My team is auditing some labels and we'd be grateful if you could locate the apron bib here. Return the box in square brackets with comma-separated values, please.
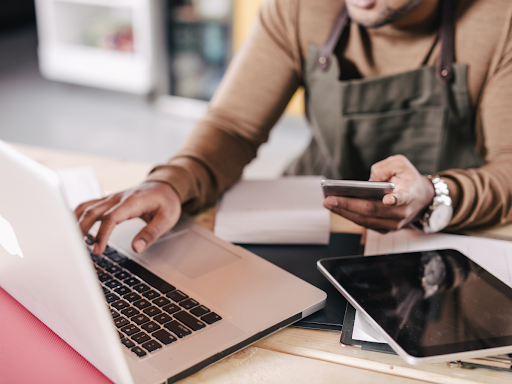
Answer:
[285, 0, 481, 180]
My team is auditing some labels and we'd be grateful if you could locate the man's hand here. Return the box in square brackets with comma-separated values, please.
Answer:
[75, 181, 181, 255]
[323, 155, 435, 233]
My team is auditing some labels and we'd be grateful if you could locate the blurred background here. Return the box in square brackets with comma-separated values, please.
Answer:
[0, 0, 310, 179]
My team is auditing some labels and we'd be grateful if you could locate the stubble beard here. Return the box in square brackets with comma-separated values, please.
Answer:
[348, 0, 425, 28]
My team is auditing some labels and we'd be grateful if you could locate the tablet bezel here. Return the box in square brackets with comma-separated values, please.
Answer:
[317, 251, 512, 365]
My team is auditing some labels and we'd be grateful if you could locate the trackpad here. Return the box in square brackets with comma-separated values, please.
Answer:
[144, 230, 240, 279]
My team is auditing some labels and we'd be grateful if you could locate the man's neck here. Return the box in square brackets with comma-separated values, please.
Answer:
[392, 0, 440, 28]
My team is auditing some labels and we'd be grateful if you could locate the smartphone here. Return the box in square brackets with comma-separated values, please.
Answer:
[321, 179, 395, 200]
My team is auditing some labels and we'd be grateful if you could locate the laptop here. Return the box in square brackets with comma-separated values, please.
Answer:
[0, 141, 326, 384]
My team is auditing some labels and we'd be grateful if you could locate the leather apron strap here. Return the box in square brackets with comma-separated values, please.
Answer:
[317, 0, 455, 85]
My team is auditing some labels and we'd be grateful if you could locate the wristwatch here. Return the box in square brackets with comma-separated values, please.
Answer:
[414, 176, 453, 234]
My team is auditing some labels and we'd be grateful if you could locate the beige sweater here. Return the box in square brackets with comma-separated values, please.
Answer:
[147, 0, 512, 230]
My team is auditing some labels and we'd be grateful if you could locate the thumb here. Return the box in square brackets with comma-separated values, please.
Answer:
[132, 212, 175, 253]
[384, 190, 413, 206]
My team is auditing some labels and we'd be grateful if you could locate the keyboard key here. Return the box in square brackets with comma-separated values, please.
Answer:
[106, 266, 122, 274]
[121, 324, 140, 336]
[111, 300, 130, 311]
[174, 311, 205, 331]
[167, 290, 188, 302]
[154, 313, 173, 324]
[85, 234, 95, 245]
[132, 314, 150, 325]
[105, 293, 119, 303]
[164, 321, 191, 338]
[133, 283, 150, 293]
[121, 307, 139, 318]
[121, 338, 135, 348]
[102, 286, 109, 294]
[124, 277, 140, 287]
[105, 279, 122, 289]
[98, 259, 113, 269]
[131, 332, 151, 344]
[152, 297, 171, 307]
[179, 298, 199, 310]
[106, 252, 127, 263]
[91, 255, 102, 263]
[162, 303, 180, 315]
[114, 316, 130, 328]
[119, 259, 175, 294]
[124, 292, 141, 302]
[142, 290, 160, 300]
[118, 331, 124, 339]
[141, 321, 160, 333]
[131, 346, 146, 357]
[97, 272, 112, 283]
[103, 246, 117, 256]
[114, 272, 131, 280]
[133, 299, 151, 310]
[190, 305, 210, 317]
[201, 312, 222, 325]
[143, 306, 161, 317]
[142, 340, 162, 353]
[110, 309, 120, 318]
[153, 329, 177, 345]
[115, 286, 131, 296]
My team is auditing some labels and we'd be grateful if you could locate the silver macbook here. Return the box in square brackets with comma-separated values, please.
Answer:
[0, 141, 326, 384]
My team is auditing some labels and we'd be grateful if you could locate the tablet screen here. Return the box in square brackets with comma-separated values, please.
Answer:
[320, 250, 512, 357]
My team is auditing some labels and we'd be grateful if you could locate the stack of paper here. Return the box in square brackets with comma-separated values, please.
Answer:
[214, 176, 330, 244]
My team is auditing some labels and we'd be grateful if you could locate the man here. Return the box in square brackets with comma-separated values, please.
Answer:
[77, 0, 512, 255]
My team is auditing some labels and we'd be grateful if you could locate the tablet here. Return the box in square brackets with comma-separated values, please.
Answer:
[318, 250, 512, 364]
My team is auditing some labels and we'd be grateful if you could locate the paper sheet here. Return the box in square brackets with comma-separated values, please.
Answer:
[214, 177, 330, 244]
[352, 229, 512, 343]
[55, 167, 103, 210]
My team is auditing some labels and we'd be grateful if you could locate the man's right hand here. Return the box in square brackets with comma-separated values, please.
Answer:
[75, 181, 182, 256]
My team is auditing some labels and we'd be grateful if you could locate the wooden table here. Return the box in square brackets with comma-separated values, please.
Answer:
[12, 142, 512, 384]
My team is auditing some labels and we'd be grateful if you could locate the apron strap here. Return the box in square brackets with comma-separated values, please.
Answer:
[317, 6, 349, 71]
[318, 1, 456, 85]
[437, 0, 455, 84]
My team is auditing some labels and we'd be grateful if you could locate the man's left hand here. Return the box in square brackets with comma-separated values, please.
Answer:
[323, 155, 435, 233]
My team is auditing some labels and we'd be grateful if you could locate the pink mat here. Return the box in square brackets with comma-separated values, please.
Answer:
[0, 287, 113, 384]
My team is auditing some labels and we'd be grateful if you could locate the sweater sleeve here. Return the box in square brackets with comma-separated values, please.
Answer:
[439, 11, 512, 230]
[147, 0, 302, 213]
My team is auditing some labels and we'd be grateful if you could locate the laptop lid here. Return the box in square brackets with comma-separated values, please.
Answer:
[0, 141, 133, 384]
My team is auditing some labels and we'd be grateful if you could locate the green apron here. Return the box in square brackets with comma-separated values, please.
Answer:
[285, 0, 481, 180]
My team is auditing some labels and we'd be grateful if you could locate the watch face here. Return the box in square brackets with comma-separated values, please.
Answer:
[429, 203, 453, 232]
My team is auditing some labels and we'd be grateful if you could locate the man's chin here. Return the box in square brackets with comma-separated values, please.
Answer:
[346, 0, 425, 29]
[346, 0, 378, 9]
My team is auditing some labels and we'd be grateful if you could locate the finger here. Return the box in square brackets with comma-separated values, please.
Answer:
[330, 206, 405, 232]
[324, 196, 406, 220]
[75, 198, 105, 220]
[78, 195, 121, 237]
[132, 209, 179, 253]
[93, 196, 147, 254]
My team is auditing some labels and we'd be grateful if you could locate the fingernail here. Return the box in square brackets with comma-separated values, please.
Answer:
[133, 239, 147, 253]
[324, 196, 338, 208]
[384, 195, 397, 205]
[93, 243, 100, 255]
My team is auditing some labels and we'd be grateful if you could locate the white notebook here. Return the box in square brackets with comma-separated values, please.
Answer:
[214, 177, 330, 244]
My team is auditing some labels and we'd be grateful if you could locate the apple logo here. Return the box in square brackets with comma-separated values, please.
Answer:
[0, 214, 24, 258]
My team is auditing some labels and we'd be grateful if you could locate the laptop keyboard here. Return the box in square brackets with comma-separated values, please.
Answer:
[85, 235, 222, 358]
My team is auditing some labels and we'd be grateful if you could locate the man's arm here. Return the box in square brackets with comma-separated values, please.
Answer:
[438, 27, 512, 230]
[147, 0, 303, 213]
[76, 0, 303, 253]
